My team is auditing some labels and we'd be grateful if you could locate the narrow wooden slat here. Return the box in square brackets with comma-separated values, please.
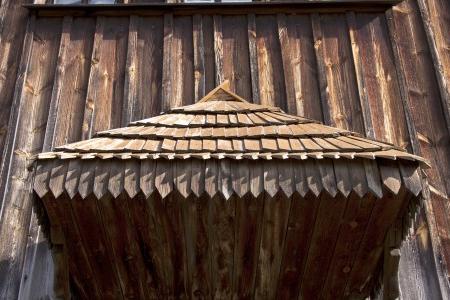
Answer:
[162, 13, 173, 111]
[65, 159, 82, 199]
[263, 160, 279, 198]
[349, 159, 369, 198]
[122, 15, 138, 126]
[175, 160, 191, 198]
[213, 15, 224, 85]
[155, 159, 173, 199]
[278, 160, 294, 198]
[204, 159, 218, 198]
[108, 161, 125, 198]
[140, 160, 156, 198]
[379, 160, 402, 195]
[247, 13, 260, 104]
[34, 162, 53, 199]
[219, 159, 233, 200]
[317, 159, 338, 197]
[193, 14, 206, 101]
[94, 159, 111, 200]
[124, 160, 140, 198]
[191, 159, 205, 197]
[333, 159, 352, 197]
[78, 160, 96, 199]
[399, 161, 422, 196]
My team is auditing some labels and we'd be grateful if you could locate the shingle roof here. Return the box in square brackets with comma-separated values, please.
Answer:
[35, 81, 428, 167]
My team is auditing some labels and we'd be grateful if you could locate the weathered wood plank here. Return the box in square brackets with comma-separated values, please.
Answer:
[247, 13, 260, 104]
[0, 18, 61, 300]
[284, 14, 322, 120]
[82, 17, 129, 139]
[193, 14, 205, 102]
[131, 16, 164, 119]
[0, 0, 30, 164]
[162, 15, 194, 110]
[353, 13, 410, 148]
[45, 17, 96, 149]
[416, 0, 450, 135]
[255, 15, 287, 110]
[213, 14, 224, 85]
[389, 0, 450, 278]
[221, 15, 252, 100]
[311, 13, 364, 134]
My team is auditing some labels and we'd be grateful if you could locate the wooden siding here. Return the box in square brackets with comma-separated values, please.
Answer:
[0, 0, 449, 298]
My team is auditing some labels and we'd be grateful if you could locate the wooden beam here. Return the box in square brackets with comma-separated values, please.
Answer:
[24, 1, 402, 17]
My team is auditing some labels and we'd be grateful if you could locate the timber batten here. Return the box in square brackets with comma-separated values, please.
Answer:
[33, 83, 426, 298]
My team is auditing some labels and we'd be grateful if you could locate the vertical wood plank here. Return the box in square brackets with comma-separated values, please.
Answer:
[0, 18, 61, 300]
[82, 17, 129, 139]
[346, 12, 374, 139]
[221, 15, 252, 100]
[130, 16, 164, 119]
[162, 15, 194, 110]
[193, 14, 206, 101]
[45, 17, 96, 148]
[285, 14, 323, 121]
[213, 15, 224, 85]
[247, 13, 260, 104]
[311, 14, 365, 133]
[352, 13, 410, 148]
[416, 0, 450, 135]
[311, 13, 332, 125]
[255, 15, 287, 110]
[0, 0, 30, 164]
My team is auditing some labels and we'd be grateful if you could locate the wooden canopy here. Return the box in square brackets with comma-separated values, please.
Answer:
[33, 82, 426, 299]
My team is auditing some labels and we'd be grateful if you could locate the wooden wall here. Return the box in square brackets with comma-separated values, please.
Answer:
[0, 0, 449, 298]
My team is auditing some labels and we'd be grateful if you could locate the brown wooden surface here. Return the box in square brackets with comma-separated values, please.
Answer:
[0, 1, 449, 298]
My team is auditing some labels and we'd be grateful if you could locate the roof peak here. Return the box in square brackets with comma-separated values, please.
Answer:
[198, 80, 248, 103]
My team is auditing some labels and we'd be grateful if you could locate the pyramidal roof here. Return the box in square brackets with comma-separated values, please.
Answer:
[36, 81, 427, 166]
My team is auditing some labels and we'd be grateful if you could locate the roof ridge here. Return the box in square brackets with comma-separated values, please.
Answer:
[198, 80, 248, 103]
